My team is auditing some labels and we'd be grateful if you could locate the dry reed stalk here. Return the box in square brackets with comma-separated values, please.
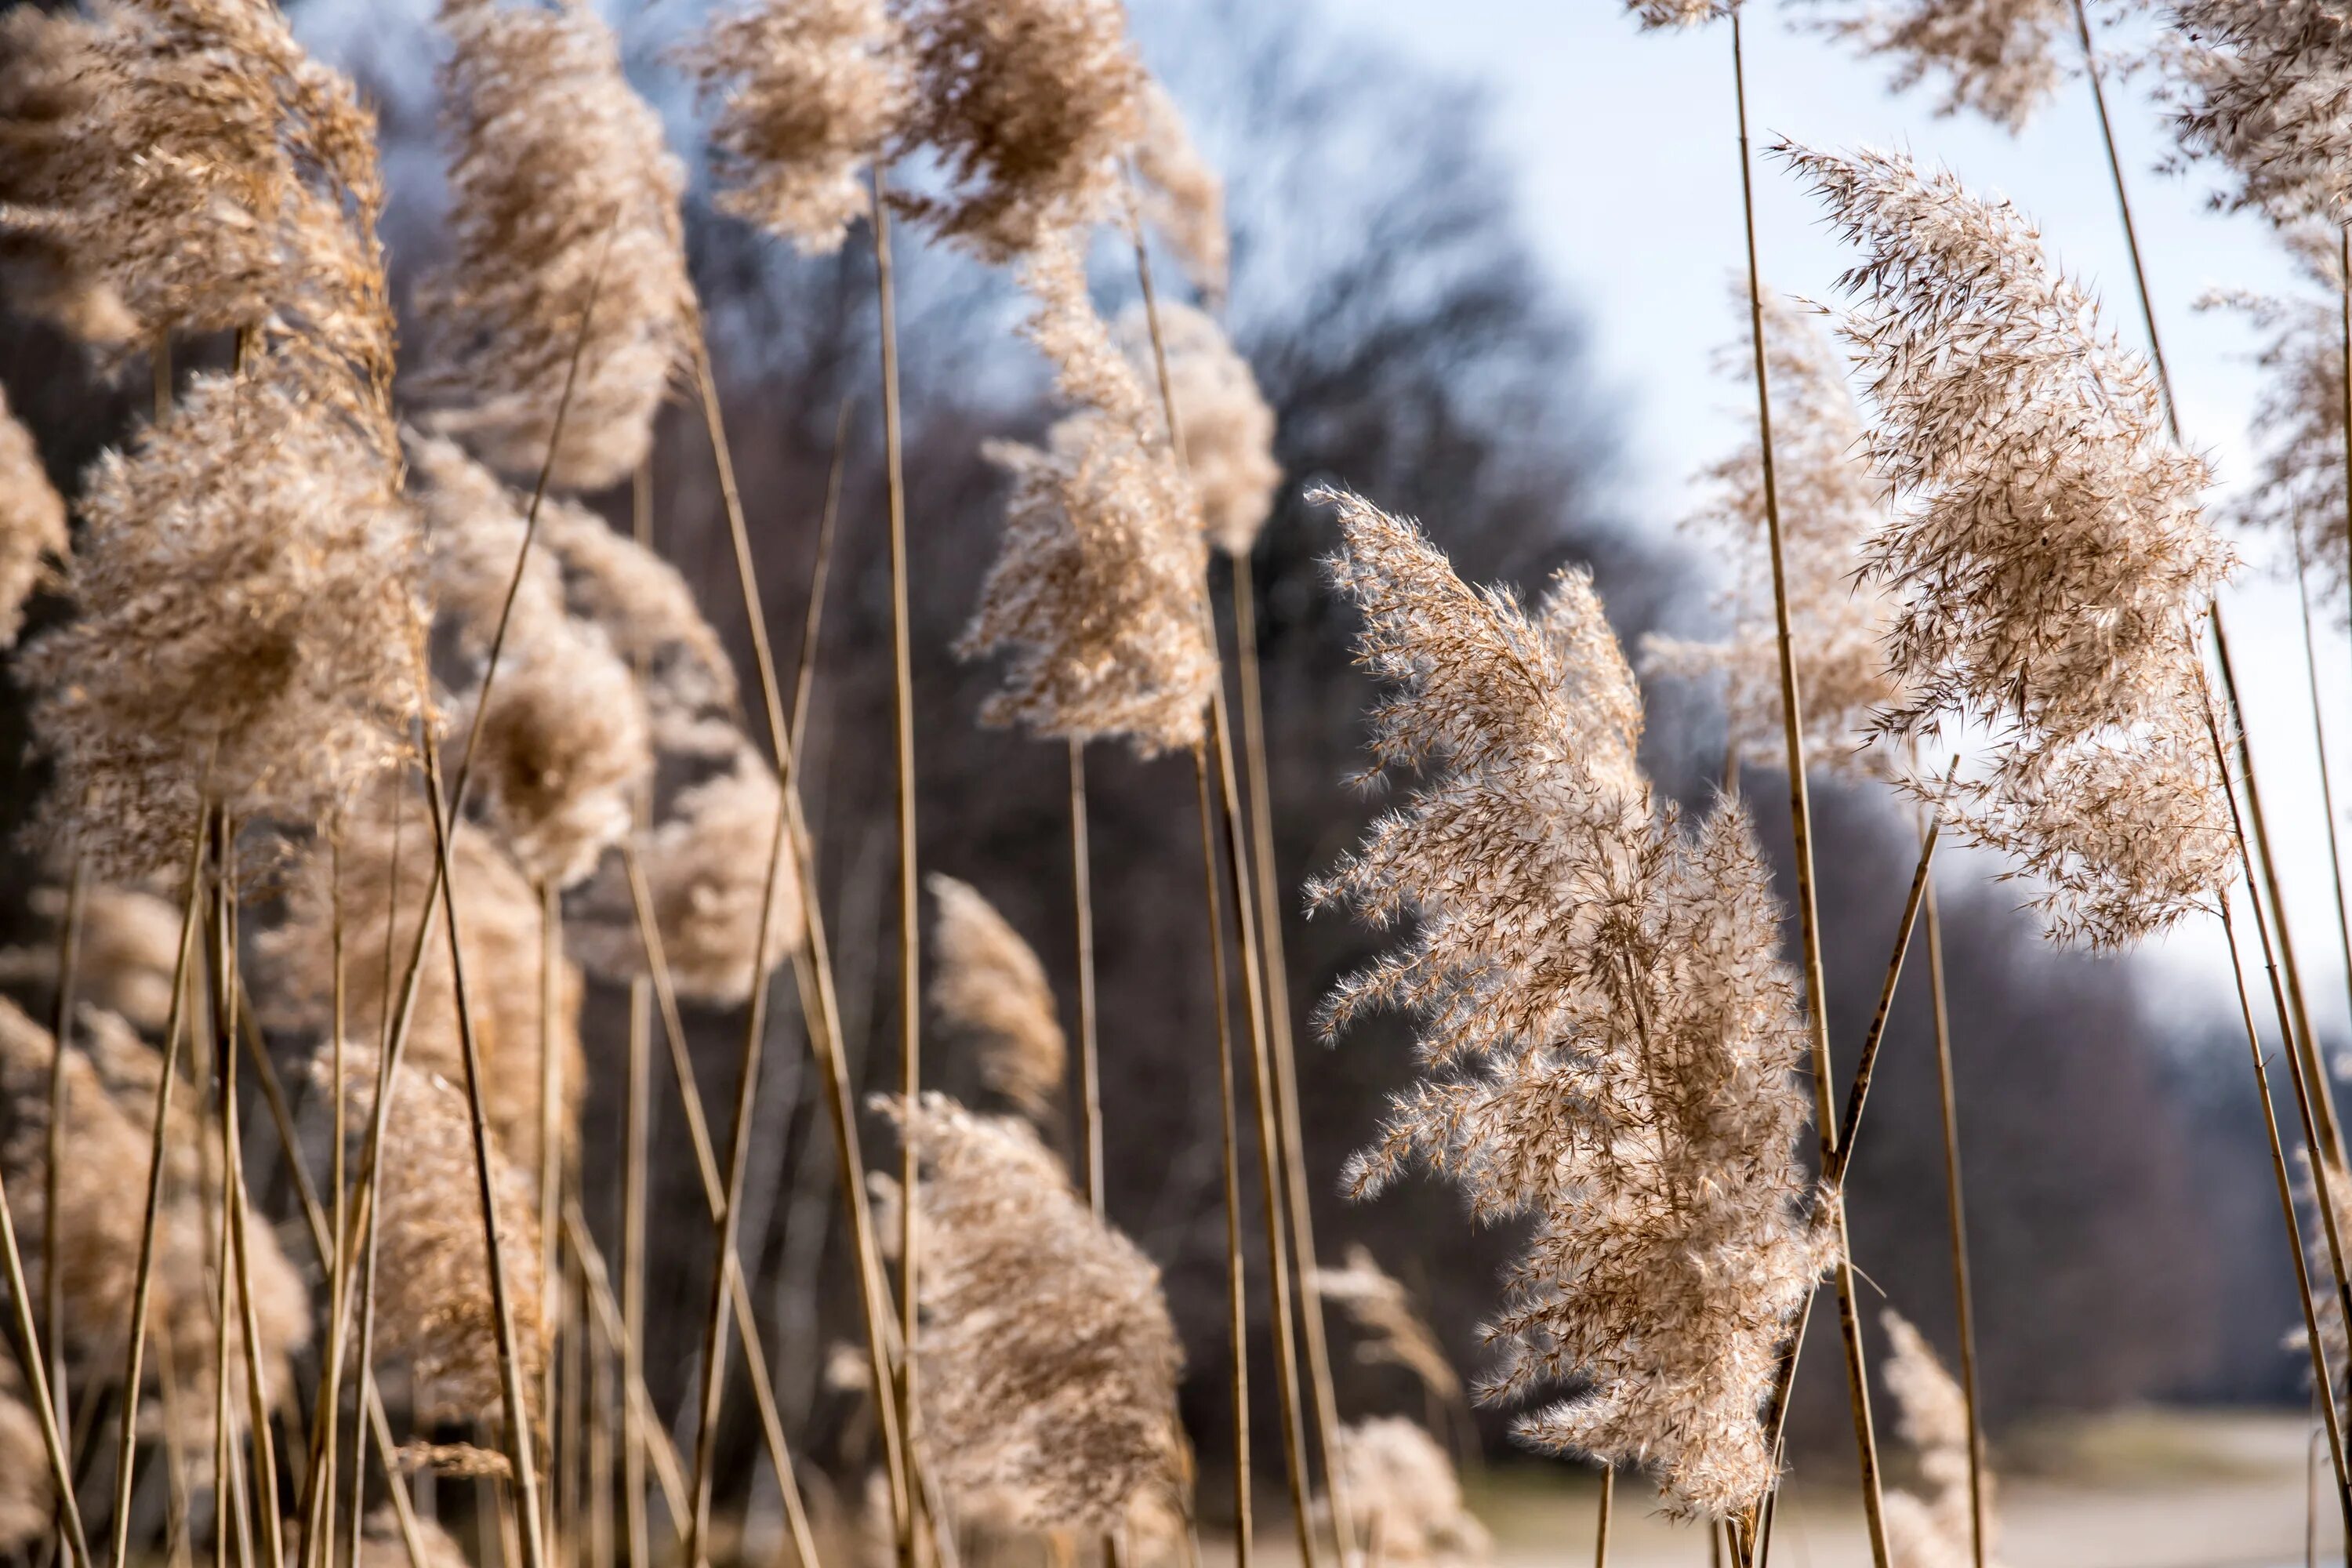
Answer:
[41, 854, 82, 1444]
[111, 822, 209, 1568]
[1594, 1466, 1611, 1568]
[619, 459, 652, 1568]
[1827, 822, 1941, 1183]
[1128, 201, 1317, 1568]
[1921, 875, 1987, 1568]
[2292, 535, 2352, 1137]
[416, 739, 546, 1568]
[1191, 743, 1253, 1568]
[557, 1207, 689, 1524]
[869, 171, 924, 1568]
[682, 325, 913, 1565]
[1069, 741, 1103, 1210]
[535, 879, 561, 1545]
[1728, 12, 1888, 1560]
[791, 398, 855, 763]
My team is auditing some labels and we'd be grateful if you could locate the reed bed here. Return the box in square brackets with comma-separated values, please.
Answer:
[4, 4, 2352, 1568]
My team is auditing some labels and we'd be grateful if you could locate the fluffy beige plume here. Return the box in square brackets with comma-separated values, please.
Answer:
[0, 384, 64, 648]
[0, 1370, 48, 1553]
[0, 883, 183, 1033]
[885, 1093, 1185, 1531]
[682, 0, 911, 255]
[1624, 1, 1726, 28]
[960, 234, 1216, 755]
[1642, 289, 1904, 781]
[573, 747, 805, 1004]
[1310, 492, 1829, 1517]
[358, 1510, 468, 1568]
[1806, 0, 2071, 132]
[1782, 143, 2235, 948]
[0, 1000, 309, 1468]
[321, 1045, 546, 1425]
[1118, 301, 1279, 557]
[21, 345, 423, 881]
[1881, 1310, 2001, 1568]
[409, 434, 655, 887]
[1332, 1419, 1490, 1568]
[262, 783, 583, 1178]
[2167, 2, 2352, 226]
[0, 0, 397, 378]
[894, 0, 1145, 261]
[416, 0, 693, 492]
[1312, 1243, 1461, 1410]
[927, 873, 1066, 1127]
[0, 10, 133, 343]
[1133, 81, 1228, 304]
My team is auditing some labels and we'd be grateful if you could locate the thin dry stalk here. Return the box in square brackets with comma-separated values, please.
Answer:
[1594, 1466, 1611, 1568]
[870, 169, 924, 1568]
[1921, 876, 1987, 1568]
[41, 855, 82, 1443]
[1827, 822, 1941, 1183]
[111, 821, 209, 1568]
[1730, 10, 1888, 1559]
[559, 1206, 689, 1524]
[790, 397, 855, 764]
[620, 458, 653, 1568]
[535, 878, 561, 1536]
[1192, 745, 1252, 1568]
[1069, 741, 1102, 1210]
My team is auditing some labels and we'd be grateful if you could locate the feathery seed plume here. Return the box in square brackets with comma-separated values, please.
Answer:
[1780, 143, 2235, 946]
[321, 1044, 546, 1425]
[1118, 302, 1279, 557]
[1132, 81, 1229, 304]
[0, 9, 133, 343]
[1881, 1309, 2002, 1568]
[1806, 0, 2072, 132]
[1331, 1418, 1490, 1568]
[927, 873, 1065, 1128]
[681, 0, 912, 255]
[572, 746, 804, 1004]
[1310, 491, 1830, 1516]
[1312, 1243, 1462, 1411]
[416, 0, 694, 492]
[960, 234, 1215, 755]
[263, 784, 583, 1178]
[1625, 1, 1727, 29]
[0, 383, 65, 648]
[0, 883, 184, 1033]
[1642, 289, 1904, 780]
[893, 0, 1145, 262]
[2166, 1, 2352, 226]
[884, 1093, 1185, 1531]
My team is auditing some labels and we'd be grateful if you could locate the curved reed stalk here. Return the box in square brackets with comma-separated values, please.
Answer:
[1069, 740, 1104, 1210]
[620, 459, 652, 1568]
[1728, 10, 1888, 1561]
[2292, 539, 2352, 1073]
[42, 853, 82, 1440]
[1919, 874, 1987, 1568]
[1192, 742, 1253, 1568]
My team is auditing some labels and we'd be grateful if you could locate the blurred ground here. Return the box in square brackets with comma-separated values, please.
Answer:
[1459, 1409, 2337, 1568]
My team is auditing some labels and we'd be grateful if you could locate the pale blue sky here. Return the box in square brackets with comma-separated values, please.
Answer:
[1352, 0, 2352, 1038]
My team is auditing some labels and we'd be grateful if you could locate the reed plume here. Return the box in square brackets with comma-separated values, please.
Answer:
[1780, 143, 2236, 947]
[1312, 1244, 1461, 1414]
[0, 882, 180, 1033]
[882, 1092, 1185, 1533]
[409, 435, 653, 886]
[2166, 0, 2352, 226]
[264, 786, 583, 1178]
[1330, 1418, 1490, 1568]
[927, 874, 1066, 1129]
[893, 0, 1145, 261]
[1806, 0, 2071, 131]
[960, 233, 1216, 755]
[1624, 2, 1726, 30]
[1643, 289, 1903, 781]
[575, 746, 806, 1004]
[681, 0, 912, 255]
[0, 9, 132, 344]
[1117, 301, 1278, 558]
[1133, 80, 1229, 305]
[1881, 1310, 2003, 1568]
[0, 384, 64, 650]
[320, 1044, 548, 1425]
[1309, 490, 1830, 1517]
[416, 0, 692, 492]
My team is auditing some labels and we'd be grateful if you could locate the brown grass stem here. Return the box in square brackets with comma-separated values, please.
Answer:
[42, 853, 83, 1443]
[1921, 876, 1987, 1568]
[416, 737, 547, 1568]
[688, 310, 913, 1555]
[111, 820, 209, 1568]
[622, 458, 654, 1568]
[1191, 743, 1252, 1568]
[1229, 559, 1353, 1568]
[1826, 819, 1940, 1188]
[535, 879, 562, 1543]
[1730, 9, 1889, 1560]
[867, 169, 924, 1568]
[1069, 739, 1104, 1212]
[790, 396, 854, 769]
[559, 1205, 690, 1524]
[361, 1385, 428, 1568]
[2296, 528, 2352, 1036]
[1593, 1465, 1611, 1568]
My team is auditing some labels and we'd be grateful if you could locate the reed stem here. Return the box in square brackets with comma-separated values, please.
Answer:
[1921, 876, 1988, 1568]
[621, 460, 654, 1568]
[1192, 745, 1252, 1568]
[535, 879, 563, 1554]
[1826, 822, 1939, 1187]
[2293, 538, 2352, 1034]
[112, 822, 209, 1568]
[1592, 1465, 1610, 1568]
[791, 396, 853, 768]
[1069, 742, 1105, 1211]
[1729, 9, 1888, 1559]
[42, 853, 83, 1444]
